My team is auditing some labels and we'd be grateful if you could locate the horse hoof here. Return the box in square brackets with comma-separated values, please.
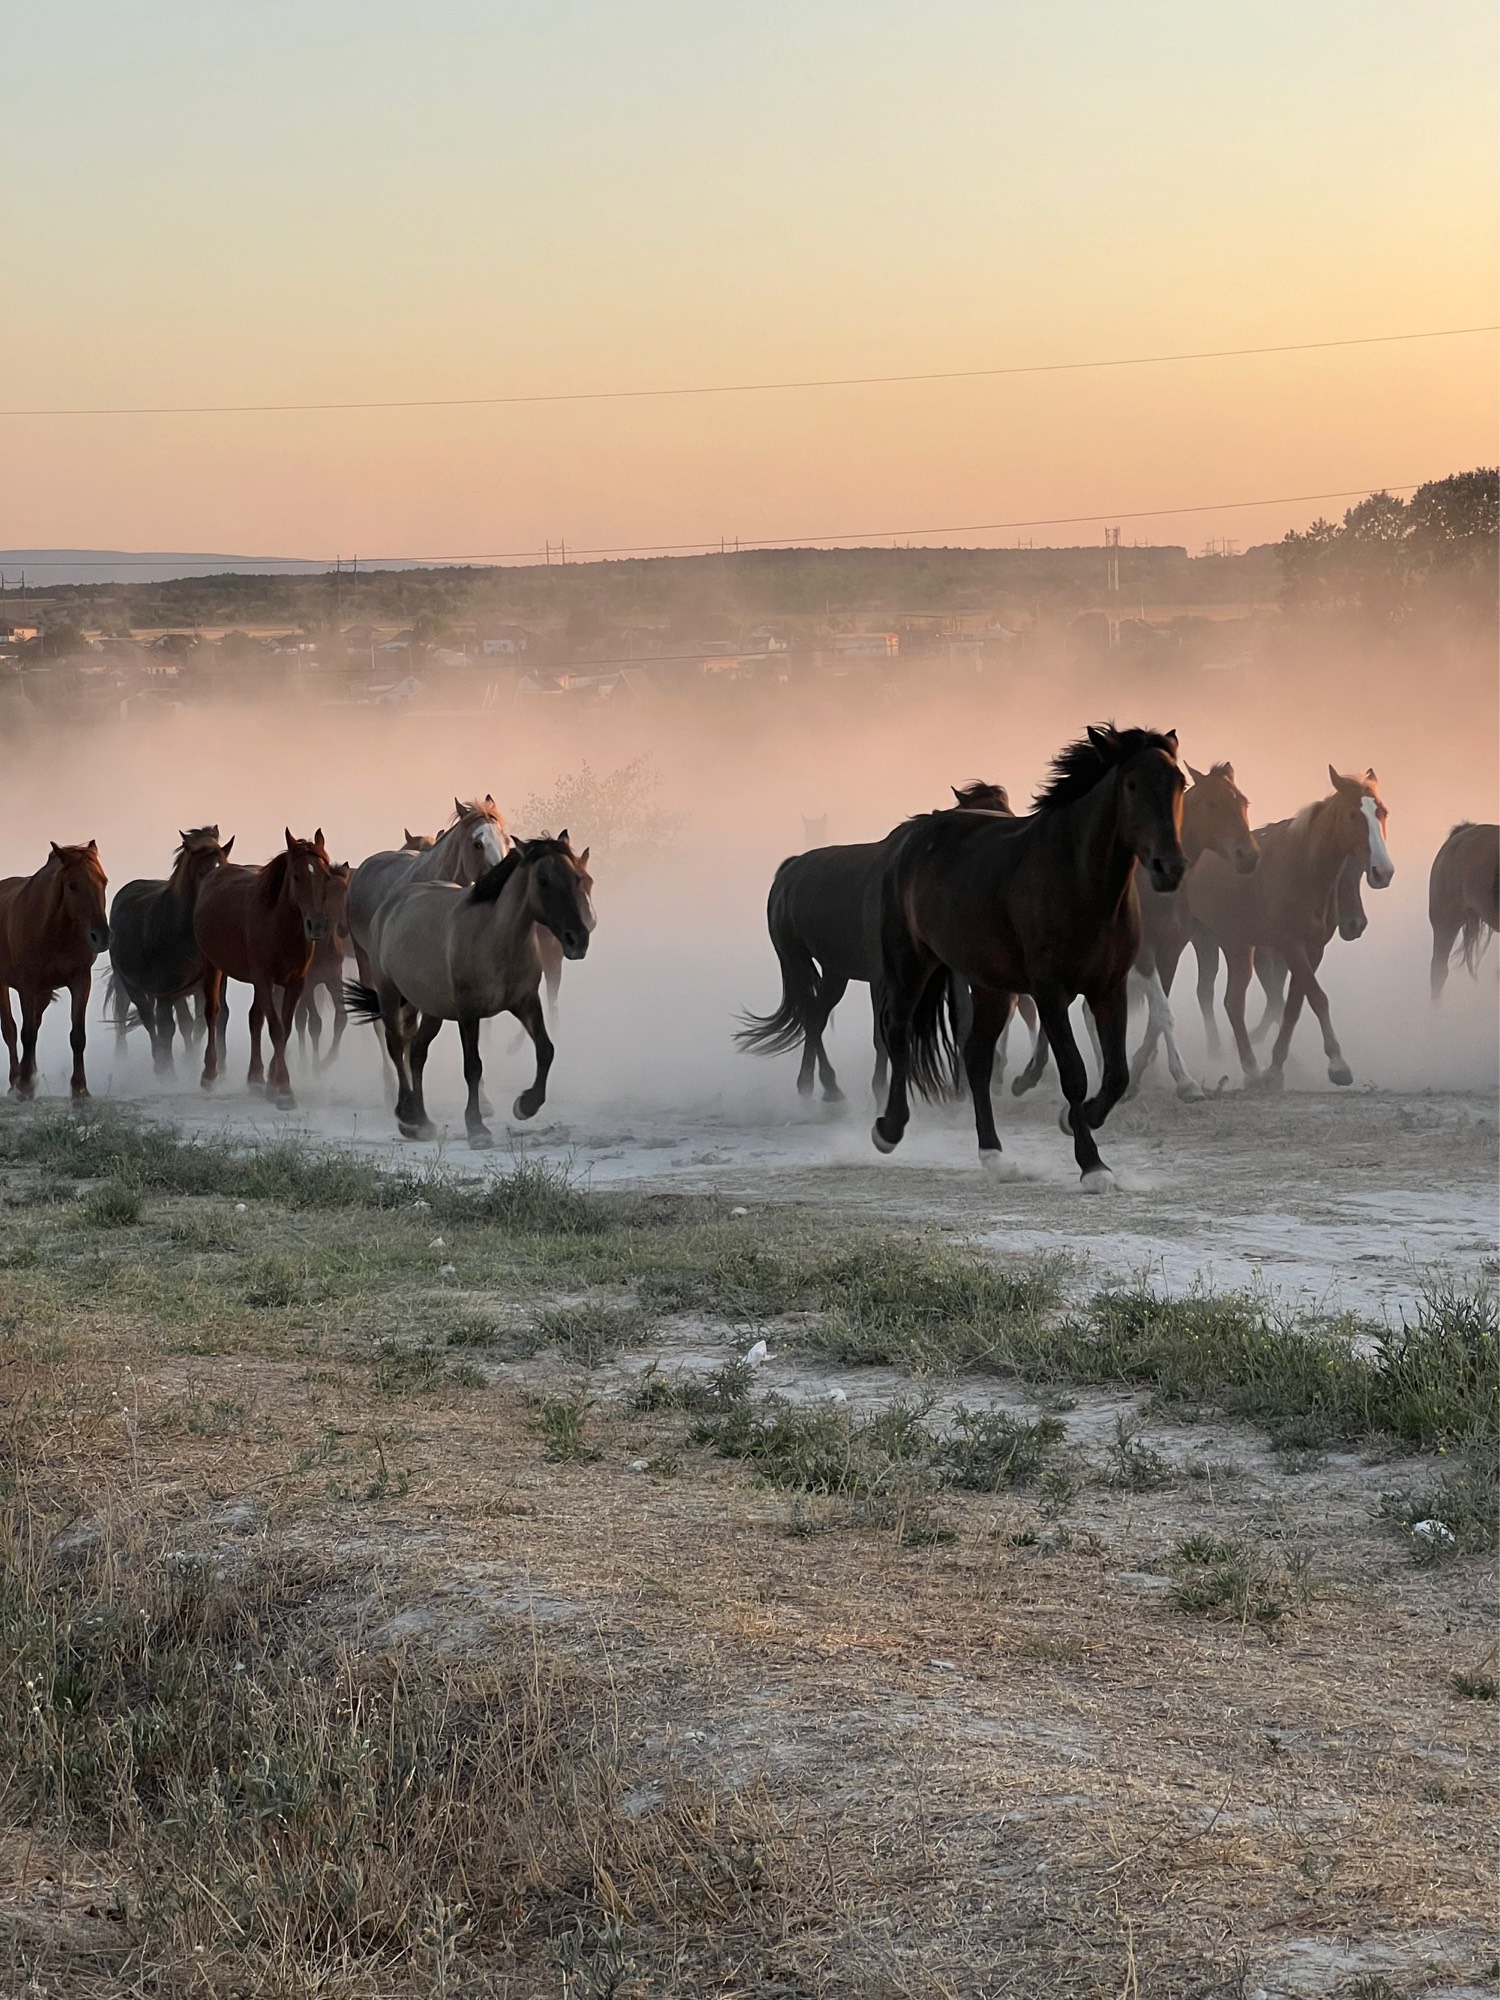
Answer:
[979, 1150, 1020, 1179]
[1176, 1080, 1206, 1103]
[870, 1121, 898, 1155]
[512, 1094, 540, 1122]
[1080, 1166, 1117, 1194]
[1328, 1061, 1353, 1087]
[1248, 1068, 1284, 1096]
[200, 1075, 217, 1092]
[1011, 1074, 1036, 1099]
[796, 1077, 815, 1098]
[274, 1092, 297, 1112]
[822, 1085, 845, 1105]
[468, 1131, 494, 1152]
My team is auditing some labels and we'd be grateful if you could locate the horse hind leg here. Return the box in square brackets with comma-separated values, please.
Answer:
[1430, 918, 1459, 1003]
[963, 989, 1011, 1170]
[0, 987, 19, 1091]
[404, 1013, 444, 1139]
[808, 972, 847, 1103]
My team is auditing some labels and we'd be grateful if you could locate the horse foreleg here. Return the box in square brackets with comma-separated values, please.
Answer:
[1010, 1019, 1051, 1098]
[324, 976, 347, 1066]
[1221, 946, 1259, 1081]
[1249, 952, 1286, 1046]
[265, 978, 300, 1109]
[378, 988, 424, 1137]
[1191, 925, 1223, 1061]
[245, 990, 267, 1093]
[871, 951, 937, 1155]
[1081, 984, 1131, 1137]
[1034, 988, 1108, 1183]
[963, 987, 1011, 1168]
[510, 995, 555, 1127]
[14, 988, 46, 1099]
[68, 976, 92, 1098]
[0, 986, 19, 1090]
[1271, 945, 1349, 1086]
[808, 971, 846, 1102]
[200, 971, 224, 1089]
[871, 1002, 889, 1100]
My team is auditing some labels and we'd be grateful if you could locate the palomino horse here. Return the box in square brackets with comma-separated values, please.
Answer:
[1187, 767, 1394, 1088]
[0, 841, 110, 1098]
[736, 780, 1034, 1102]
[193, 830, 344, 1109]
[1428, 821, 1499, 1000]
[349, 834, 594, 1148]
[107, 826, 234, 1075]
[872, 726, 1186, 1181]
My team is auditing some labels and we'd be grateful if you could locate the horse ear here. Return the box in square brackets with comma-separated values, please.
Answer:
[285, 827, 295, 848]
[951, 786, 963, 804]
[1222, 763, 1235, 782]
[1365, 767, 1377, 783]
[1186, 763, 1205, 785]
[1162, 729, 1179, 755]
[578, 846, 590, 866]
[179, 829, 188, 844]
[87, 839, 98, 852]
[336, 862, 350, 880]
[222, 836, 235, 858]
[1327, 763, 1342, 791]
[485, 793, 495, 806]
[454, 797, 465, 820]
[556, 828, 569, 848]
[314, 828, 325, 849]
[1086, 724, 1113, 753]
[404, 828, 415, 844]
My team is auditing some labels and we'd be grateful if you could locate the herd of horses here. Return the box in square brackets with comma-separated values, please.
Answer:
[738, 724, 1496, 1181]
[0, 797, 594, 1149]
[0, 724, 1492, 1177]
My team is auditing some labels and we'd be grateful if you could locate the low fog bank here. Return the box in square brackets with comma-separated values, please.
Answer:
[1, 632, 1495, 1126]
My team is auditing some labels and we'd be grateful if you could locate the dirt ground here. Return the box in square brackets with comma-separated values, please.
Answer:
[2, 1050, 1496, 1998]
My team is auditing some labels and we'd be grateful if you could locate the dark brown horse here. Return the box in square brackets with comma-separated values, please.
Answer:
[1429, 821, 1499, 1000]
[107, 826, 234, 1076]
[288, 863, 353, 1064]
[873, 726, 1186, 1181]
[194, 830, 343, 1108]
[736, 780, 1031, 1102]
[0, 842, 110, 1098]
[1187, 767, 1394, 1088]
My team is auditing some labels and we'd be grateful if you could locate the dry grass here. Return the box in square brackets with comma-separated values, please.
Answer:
[1, 1102, 1495, 1998]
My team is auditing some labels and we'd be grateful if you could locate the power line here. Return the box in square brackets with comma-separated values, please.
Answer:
[0, 325, 1492, 420]
[1, 480, 1434, 572]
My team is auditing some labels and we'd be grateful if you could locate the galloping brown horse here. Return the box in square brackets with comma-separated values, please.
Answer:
[0, 841, 110, 1098]
[107, 825, 234, 1075]
[873, 726, 1186, 1181]
[1429, 821, 1499, 1000]
[194, 830, 343, 1109]
[1188, 767, 1394, 1088]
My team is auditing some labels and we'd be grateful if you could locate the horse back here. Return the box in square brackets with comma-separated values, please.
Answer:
[771, 840, 887, 982]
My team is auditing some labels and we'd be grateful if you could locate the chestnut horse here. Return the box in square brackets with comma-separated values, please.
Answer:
[873, 726, 1186, 1181]
[1429, 821, 1499, 1001]
[193, 830, 343, 1109]
[0, 841, 110, 1098]
[1187, 767, 1394, 1088]
[348, 834, 594, 1148]
[288, 864, 353, 1064]
[107, 825, 234, 1075]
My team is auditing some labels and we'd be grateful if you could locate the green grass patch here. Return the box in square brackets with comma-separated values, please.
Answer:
[531, 1300, 656, 1367]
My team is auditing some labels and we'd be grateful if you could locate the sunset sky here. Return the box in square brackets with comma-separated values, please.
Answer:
[3, 0, 1495, 563]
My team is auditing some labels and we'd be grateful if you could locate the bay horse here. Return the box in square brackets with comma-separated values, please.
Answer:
[287, 863, 353, 1064]
[348, 834, 594, 1148]
[107, 826, 234, 1076]
[193, 830, 343, 1109]
[873, 726, 1186, 1181]
[1428, 821, 1499, 1000]
[1228, 843, 1368, 1054]
[0, 841, 110, 1099]
[1186, 767, 1393, 1088]
[736, 780, 1035, 1102]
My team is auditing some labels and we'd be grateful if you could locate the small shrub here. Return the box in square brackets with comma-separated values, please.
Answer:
[942, 1407, 1065, 1491]
[1169, 1534, 1284, 1628]
[533, 1301, 655, 1367]
[373, 1339, 445, 1398]
[241, 1256, 314, 1310]
[1450, 1668, 1498, 1701]
[81, 1180, 141, 1228]
[1106, 1415, 1175, 1491]
[1381, 1445, 1499, 1562]
[447, 1359, 488, 1389]
[538, 1393, 599, 1463]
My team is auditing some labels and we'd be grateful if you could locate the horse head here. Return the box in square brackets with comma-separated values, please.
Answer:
[173, 824, 235, 887]
[1185, 762, 1258, 874]
[280, 827, 340, 942]
[450, 794, 510, 880]
[1335, 854, 1368, 941]
[401, 827, 436, 852]
[521, 830, 595, 961]
[50, 839, 110, 954]
[1085, 724, 1186, 892]
[1327, 765, 1394, 891]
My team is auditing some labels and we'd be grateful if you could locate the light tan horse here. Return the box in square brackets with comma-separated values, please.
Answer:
[347, 797, 510, 984]
[0, 841, 110, 1098]
[1187, 767, 1393, 1088]
[1429, 821, 1499, 1000]
[350, 835, 595, 1148]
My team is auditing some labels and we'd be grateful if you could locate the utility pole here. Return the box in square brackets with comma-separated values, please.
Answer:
[1105, 527, 1121, 649]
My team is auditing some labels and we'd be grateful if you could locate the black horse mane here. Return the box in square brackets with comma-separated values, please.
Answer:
[1032, 726, 1178, 812]
[469, 836, 570, 905]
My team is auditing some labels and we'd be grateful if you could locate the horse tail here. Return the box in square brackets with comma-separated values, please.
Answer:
[1458, 911, 1494, 979]
[735, 868, 822, 1057]
[877, 827, 959, 1103]
[102, 972, 142, 1033]
[343, 979, 382, 1024]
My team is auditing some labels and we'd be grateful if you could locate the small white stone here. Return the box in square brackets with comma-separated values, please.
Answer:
[234, 1202, 247, 1213]
[824, 1386, 848, 1405]
[743, 1339, 768, 1367]
[729, 1205, 748, 1218]
[428, 1236, 445, 1249]
[627, 1458, 649, 1473]
[930, 1659, 958, 1672]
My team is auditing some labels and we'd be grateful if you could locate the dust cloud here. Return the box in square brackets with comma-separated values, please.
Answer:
[0, 626, 1494, 1136]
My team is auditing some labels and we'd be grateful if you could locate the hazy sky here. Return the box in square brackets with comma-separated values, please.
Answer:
[3, 0, 1495, 561]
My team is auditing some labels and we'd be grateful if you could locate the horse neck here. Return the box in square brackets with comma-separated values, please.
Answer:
[1052, 771, 1137, 913]
[1287, 797, 1351, 899]
[1180, 788, 1222, 865]
[418, 820, 481, 883]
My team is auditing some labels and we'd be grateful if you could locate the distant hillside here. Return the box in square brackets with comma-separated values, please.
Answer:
[0, 541, 1281, 631]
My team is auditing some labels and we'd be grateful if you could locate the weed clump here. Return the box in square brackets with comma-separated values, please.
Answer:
[533, 1300, 656, 1366]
